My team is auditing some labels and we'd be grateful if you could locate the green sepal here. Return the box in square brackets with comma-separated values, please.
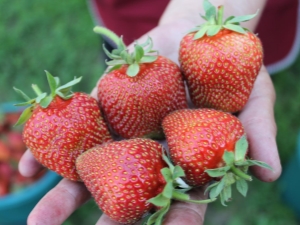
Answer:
[39, 95, 53, 108]
[234, 135, 248, 161]
[148, 194, 169, 207]
[223, 151, 235, 165]
[222, 24, 246, 34]
[93, 26, 158, 77]
[190, 0, 258, 39]
[205, 166, 230, 177]
[147, 202, 170, 225]
[225, 10, 258, 24]
[55, 76, 82, 100]
[173, 165, 185, 179]
[14, 106, 34, 126]
[126, 63, 140, 77]
[13, 87, 31, 102]
[236, 178, 248, 197]
[45, 70, 59, 97]
[204, 135, 273, 205]
[14, 71, 82, 125]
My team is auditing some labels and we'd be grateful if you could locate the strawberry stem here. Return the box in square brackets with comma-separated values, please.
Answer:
[217, 5, 224, 25]
[230, 165, 252, 181]
[93, 26, 120, 47]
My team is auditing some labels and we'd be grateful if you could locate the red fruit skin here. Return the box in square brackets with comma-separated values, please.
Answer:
[76, 138, 167, 224]
[162, 108, 245, 186]
[23, 93, 112, 181]
[179, 29, 263, 112]
[98, 56, 188, 139]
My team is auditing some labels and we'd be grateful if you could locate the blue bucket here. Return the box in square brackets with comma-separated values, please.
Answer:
[280, 132, 300, 219]
[0, 170, 62, 225]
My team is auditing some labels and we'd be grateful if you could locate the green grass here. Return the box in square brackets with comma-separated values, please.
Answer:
[1, 1, 299, 224]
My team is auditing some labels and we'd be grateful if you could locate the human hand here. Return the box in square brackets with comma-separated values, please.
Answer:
[19, 18, 281, 225]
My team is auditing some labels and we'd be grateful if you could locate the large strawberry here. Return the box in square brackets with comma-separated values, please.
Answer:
[162, 108, 271, 205]
[76, 138, 214, 225]
[179, 0, 263, 112]
[14, 71, 112, 181]
[94, 27, 188, 139]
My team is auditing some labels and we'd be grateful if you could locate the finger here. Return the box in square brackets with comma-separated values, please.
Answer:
[18, 149, 44, 177]
[238, 66, 281, 182]
[163, 188, 207, 225]
[27, 179, 91, 225]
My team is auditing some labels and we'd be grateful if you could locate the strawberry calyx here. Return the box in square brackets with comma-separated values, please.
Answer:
[190, 0, 258, 40]
[146, 151, 216, 225]
[204, 135, 273, 206]
[93, 26, 158, 77]
[13, 71, 81, 125]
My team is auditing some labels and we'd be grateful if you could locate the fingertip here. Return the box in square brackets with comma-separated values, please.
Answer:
[18, 149, 44, 177]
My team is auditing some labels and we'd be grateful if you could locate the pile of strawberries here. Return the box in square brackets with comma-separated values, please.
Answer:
[16, 1, 272, 224]
[0, 108, 45, 196]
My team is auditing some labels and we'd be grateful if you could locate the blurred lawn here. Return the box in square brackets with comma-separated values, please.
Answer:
[0, 0, 300, 224]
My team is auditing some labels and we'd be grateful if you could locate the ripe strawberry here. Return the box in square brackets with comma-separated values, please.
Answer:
[162, 108, 272, 205]
[179, 0, 263, 112]
[76, 138, 214, 224]
[14, 71, 112, 181]
[94, 27, 188, 139]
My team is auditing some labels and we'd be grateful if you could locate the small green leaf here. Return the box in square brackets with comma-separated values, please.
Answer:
[161, 168, 173, 182]
[203, 0, 216, 19]
[39, 95, 53, 108]
[173, 165, 185, 179]
[222, 185, 232, 202]
[35, 92, 47, 104]
[140, 55, 158, 63]
[235, 135, 248, 161]
[162, 182, 173, 199]
[106, 64, 122, 73]
[146, 202, 170, 225]
[223, 151, 235, 165]
[236, 179, 248, 197]
[223, 24, 246, 34]
[206, 25, 222, 36]
[205, 166, 230, 177]
[126, 62, 140, 77]
[162, 152, 175, 171]
[148, 193, 169, 207]
[55, 77, 82, 99]
[14, 106, 33, 126]
[204, 181, 219, 195]
[106, 59, 127, 66]
[247, 160, 273, 171]
[224, 16, 235, 24]
[134, 44, 144, 62]
[45, 71, 59, 97]
[193, 26, 209, 39]
[225, 11, 258, 24]
[13, 87, 31, 101]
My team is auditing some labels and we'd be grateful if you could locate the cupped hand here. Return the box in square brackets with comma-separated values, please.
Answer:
[18, 20, 281, 225]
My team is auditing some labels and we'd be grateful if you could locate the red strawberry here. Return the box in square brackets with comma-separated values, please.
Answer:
[76, 138, 213, 224]
[179, 0, 263, 112]
[14, 71, 112, 181]
[94, 27, 188, 139]
[162, 108, 272, 205]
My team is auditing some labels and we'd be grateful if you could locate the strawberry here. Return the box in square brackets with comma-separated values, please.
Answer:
[14, 71, 112, 181]
[179, 0, 263, 112]
[162, 108, 272, 205]
[76, 138, 214, 225]
[94, 27, 188, 139]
